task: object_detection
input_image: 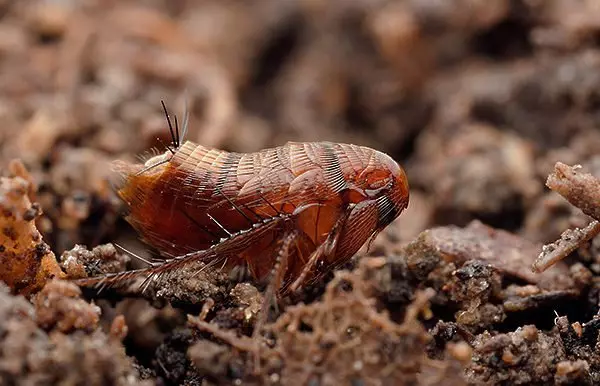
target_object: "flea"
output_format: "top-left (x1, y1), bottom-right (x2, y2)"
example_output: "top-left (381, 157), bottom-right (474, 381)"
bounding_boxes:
top-left (75, 103), bottom-right (410, 295)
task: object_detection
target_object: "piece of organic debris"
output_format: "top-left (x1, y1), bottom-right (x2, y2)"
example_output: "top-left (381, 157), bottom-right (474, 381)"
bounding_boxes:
top-left (533, 221), bottom-right (600, 273)
top-left (533, 163), bottom-right (600, 273)
top-left (110, 314), bottom-right (129, 341)
top-left (187, 260), bottom-right (440, 385)
top-left (547, 163), bottom-right (600, 221)
top-left (0, 159), bottom-right (65, 294)
top-left (555, 360), bottom-right (593, 386)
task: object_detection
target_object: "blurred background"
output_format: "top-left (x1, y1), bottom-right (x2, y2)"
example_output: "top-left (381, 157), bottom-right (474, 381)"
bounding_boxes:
top-left (0, 0), bottom-right (599, 256)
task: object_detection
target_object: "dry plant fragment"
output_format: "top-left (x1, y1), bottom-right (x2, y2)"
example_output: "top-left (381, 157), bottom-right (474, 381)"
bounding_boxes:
top-left (533, 162), bottom-right (600, 273)
top-left (109, 315), bottom-right (129, 342)
top-left (187, 261), bottom-right (437, 385)
top-left (268, 273), bottom-right (434, 385)
top-left (0, 159), bottom-right (65, 294)
top-left (547, 163), bottom-right (600, 220)
top-left (532, 221), bottom-right (600, 273)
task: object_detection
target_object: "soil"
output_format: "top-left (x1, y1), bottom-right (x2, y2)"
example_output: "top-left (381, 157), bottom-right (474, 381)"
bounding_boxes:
top-left (1, 1), bottom-right (600, 385)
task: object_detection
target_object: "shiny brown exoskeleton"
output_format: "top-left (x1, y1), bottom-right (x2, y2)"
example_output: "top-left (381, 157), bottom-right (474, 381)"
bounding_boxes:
top-left (76, 107), bottom-right (409, 294)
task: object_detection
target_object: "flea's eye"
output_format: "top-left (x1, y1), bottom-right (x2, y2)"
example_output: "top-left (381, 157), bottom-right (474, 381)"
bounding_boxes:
top-left (359, 168), bottom-right (392, 198)
top-left (364, 178), bottom-right (391, 198)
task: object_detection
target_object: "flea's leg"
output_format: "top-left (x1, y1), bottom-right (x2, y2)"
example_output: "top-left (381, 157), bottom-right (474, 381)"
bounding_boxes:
top-left (288, 242), bottom-right (326, 293)
top-left (289, 213), bottom-right (347, 293)
top-left (254, 230), bottom-right (299, 330)
top-left (252, 229), bottom-right (300, 370)
top-left (288, 199), bottom-right (379, 292)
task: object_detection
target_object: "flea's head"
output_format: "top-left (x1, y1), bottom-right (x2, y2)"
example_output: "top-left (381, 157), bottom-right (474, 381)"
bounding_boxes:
top-left (356, 150), bottom-right (409, 229)
top-left (332, 147), bottom-right (410, 261)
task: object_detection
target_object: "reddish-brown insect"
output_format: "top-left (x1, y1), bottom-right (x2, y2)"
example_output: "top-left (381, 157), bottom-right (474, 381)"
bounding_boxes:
top-left (76, 104), bottom-right (409, 295)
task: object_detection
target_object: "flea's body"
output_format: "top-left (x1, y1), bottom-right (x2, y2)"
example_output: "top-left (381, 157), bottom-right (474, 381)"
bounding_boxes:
top-left (82, 139), bottom-right (409, 293)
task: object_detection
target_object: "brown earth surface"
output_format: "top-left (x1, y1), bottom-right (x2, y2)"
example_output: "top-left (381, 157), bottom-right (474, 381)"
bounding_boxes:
top-left (1, 1), bottom-right (600, 385)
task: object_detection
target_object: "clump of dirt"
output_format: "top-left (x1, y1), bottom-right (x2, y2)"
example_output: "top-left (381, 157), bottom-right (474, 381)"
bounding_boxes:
top-left (0, 160), bottom-right (64, 295)
top-left (0, 281), bottom-right (149, 385)
top-left (468, 325), bottom-right (566, 385)
top-left (370, 220), bottom-right (584, 333)
top-left (60, 243), bottom-right (129, 279)
top-left (33, 279), bottom-right (100, 333)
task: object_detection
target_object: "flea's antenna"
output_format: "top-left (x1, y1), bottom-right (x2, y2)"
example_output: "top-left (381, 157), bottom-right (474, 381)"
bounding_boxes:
top-left (161, 100), bottom-right (179, 150)
top-left (113, 243), bottom-right (156, 267)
